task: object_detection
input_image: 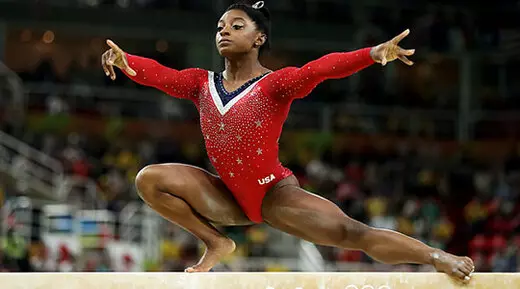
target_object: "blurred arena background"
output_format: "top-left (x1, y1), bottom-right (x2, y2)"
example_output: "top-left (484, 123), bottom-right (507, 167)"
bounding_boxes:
top-left (0, 0), bottom-right (520, 273)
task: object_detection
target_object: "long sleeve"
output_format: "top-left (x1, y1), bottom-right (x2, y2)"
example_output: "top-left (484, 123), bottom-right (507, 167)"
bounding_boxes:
top-left (262, 47), bottom-right (375, 102)
top-left (123, 54), bottom-right (207, 103)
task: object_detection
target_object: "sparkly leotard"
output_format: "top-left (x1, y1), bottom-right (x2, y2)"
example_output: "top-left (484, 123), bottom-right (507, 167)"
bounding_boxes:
top-left (124, 47), bottom-right (374, 223)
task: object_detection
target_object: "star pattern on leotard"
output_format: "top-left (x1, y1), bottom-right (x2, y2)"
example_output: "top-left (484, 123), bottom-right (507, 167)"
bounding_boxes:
top-left (125, 48), bottom-right (376, 223)
top-left (196, 78), bottom-right (285, 187)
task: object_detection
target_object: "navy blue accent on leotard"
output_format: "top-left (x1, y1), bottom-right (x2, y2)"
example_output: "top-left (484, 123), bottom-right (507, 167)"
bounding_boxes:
top-left (214, 72), bottom-right (268, 106)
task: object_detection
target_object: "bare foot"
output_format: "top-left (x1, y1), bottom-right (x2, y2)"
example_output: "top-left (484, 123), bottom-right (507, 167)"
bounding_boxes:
top-left (185, 237), bottom-right (236, 273)
top-left (431, 250), bottom-right (475, 283)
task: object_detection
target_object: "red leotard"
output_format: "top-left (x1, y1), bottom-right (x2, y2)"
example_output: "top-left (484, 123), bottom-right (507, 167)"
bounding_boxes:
top-left (124, 47), bottom-right (374, 223)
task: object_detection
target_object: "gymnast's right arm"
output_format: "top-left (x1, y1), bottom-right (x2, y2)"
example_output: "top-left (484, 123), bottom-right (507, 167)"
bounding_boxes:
top-left (101, 39), bottom-right (206, 101)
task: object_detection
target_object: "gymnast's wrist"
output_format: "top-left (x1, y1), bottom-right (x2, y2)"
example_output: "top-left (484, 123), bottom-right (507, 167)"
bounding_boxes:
top-left (370, 46), bottom-right (376, 61)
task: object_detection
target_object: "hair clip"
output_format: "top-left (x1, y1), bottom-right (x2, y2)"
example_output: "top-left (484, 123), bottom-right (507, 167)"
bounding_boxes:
top-left (252, 1), bottom-right (264, 9)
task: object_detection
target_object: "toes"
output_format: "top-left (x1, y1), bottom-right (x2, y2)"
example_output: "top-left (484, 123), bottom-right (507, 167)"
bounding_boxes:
top-left (465, 257), bottom-right (475, 269)
top-left (455, 265), bottom-right (473, 284)
top-left (185, 266), bottom-right (210, 273)
top-left (457, 261), bottom-right (472, 275)
top-left (459, 272), bottom-right (471, 284)
top-left (462, 263), bottom-right (474, 275)
top-left (464, 256), bottom-right (474, 265)
top-left (457, 258), bottom-right (474, 284)
top-left (462, 257), bottom-right (475, 274)
top-left (450, 268), bottom-right (469, 282)
top-left (185, 266), bottom-right (202, 273)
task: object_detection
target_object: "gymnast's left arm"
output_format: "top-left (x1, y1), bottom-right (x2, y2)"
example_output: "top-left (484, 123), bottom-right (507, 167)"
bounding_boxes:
top-left (263, 29), bottom-right (415, 101)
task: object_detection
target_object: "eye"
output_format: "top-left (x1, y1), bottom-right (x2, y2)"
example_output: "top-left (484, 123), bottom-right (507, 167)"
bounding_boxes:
top-left (217, 26), bottom-right (224, 32)
top-left (233, 25), bottom-right (244, 30)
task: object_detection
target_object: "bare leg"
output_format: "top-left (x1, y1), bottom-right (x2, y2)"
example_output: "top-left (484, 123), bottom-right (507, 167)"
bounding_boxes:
top-left (262, 176), bottom-right (474, 281)
top-left (135, 164), bottom-right (253, 272)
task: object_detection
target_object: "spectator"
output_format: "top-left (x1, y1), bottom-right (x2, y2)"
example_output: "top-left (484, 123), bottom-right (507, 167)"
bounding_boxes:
top-left (1, 229), bottom-right (32, 272)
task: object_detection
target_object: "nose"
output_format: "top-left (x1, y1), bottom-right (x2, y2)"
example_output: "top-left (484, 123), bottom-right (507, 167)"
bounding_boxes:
top-left (219, 26), bottom-right (231, 37)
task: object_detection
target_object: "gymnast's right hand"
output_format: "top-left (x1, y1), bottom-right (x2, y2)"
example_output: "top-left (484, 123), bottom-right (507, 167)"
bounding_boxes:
top-left (102, 39), bottom-right (137, 80)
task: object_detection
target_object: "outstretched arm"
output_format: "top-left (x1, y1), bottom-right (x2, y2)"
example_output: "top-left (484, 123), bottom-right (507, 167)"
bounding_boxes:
top-left (263, 47), bottom-right (374, 101)
top-left (102, 40), bottom-right (206, 102)
top-left (264, 29), bottom-right (415, 101)
top-left (124, 54), bottom-right (206, 101)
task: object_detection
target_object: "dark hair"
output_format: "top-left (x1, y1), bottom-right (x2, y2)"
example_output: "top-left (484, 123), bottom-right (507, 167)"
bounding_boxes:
top-left (225, 1), bottom-right (271, 56)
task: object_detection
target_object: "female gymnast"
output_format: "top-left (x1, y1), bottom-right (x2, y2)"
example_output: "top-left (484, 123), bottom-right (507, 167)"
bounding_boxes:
top-left (102, 1), bottom-right (474, 281)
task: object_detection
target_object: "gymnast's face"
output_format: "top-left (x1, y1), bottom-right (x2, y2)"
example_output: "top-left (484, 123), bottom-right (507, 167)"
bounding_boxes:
top-left (216, 9), bottom-right (266, 58)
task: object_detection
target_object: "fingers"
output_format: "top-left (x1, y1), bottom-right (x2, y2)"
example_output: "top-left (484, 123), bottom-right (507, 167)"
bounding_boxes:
top-left (378, 45), bottom-right (415, 66)
top-left (106, 39), bottom-right (122, 52)
top-left (107, 50), bottom-right (116, 80)
top-left (106, 39), bottom-right (122, 80)
top-left (378, 30), bottom-right (414, 67)
top-left (105, 39), bottom-right (136, 77)
top-left (392, 29), bottom-right (410, 44)
top-left (121, 55), bottom-right (137, 77)
top-left (107, 49), bottom-right (117, 66)
top-left (101, 49), bottom-right (117, 80)
top-left (380, 46), bottom-right (389, 66)
top-left (125, 66), bottom-right (137, 77)
top-left (400, 48), bottom-right (415, 56)
top-left (108, 63), bottom-right (116, 80)
top-left (398, 55), bottom-right (414, 66)
top-left (393, 47), bottom-right (415, 66)
top-left (396, 46), bottom-right (415, 66)
top-left (101, 52), bottom-right (110, 77)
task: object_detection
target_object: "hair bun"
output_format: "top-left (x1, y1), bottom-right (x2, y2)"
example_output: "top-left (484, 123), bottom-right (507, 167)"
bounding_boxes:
top-left (251, 1), bottom-right (270, 20)
top-left (252, 1), bottom-right (264, 9)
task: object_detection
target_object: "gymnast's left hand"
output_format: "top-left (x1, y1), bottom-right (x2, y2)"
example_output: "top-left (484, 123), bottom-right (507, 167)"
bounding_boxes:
top-left (370, 29), bottom-right (415, 66)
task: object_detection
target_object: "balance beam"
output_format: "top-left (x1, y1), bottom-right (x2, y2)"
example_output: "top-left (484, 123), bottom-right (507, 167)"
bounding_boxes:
top-left (1, 273), bottom-right (518, 289)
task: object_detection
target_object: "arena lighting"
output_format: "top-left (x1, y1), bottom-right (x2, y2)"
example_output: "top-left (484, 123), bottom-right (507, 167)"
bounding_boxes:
top-left (0, 273), bottom-right (518, 289)
top-left (42, 30), bottom-right (55, 44)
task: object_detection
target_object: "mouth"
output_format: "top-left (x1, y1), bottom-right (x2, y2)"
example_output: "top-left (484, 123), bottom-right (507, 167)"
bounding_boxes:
top-left (219, 39), bottom-right (232, 44)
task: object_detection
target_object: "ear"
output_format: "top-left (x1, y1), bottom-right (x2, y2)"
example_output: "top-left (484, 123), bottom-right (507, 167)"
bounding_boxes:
top-left (254, 33), bottom-right (267, 48)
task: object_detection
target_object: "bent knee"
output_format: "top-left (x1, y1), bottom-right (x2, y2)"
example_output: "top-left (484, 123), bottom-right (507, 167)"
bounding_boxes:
top-left (135, 165), bottom-right (161, 199)
top-left (135, 164), bottom-right (188, 199)
top-left (135, 165), bottom-right (159, 190)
